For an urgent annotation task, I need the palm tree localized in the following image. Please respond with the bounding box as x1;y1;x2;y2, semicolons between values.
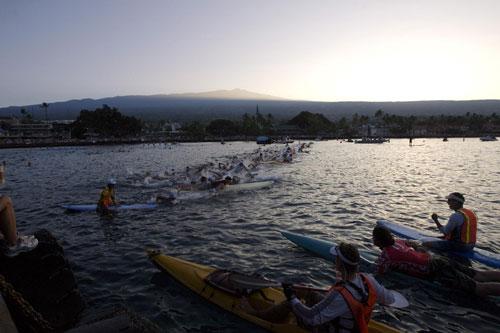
40;102;49;122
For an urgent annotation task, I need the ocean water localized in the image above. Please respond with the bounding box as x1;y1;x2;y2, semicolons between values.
1;138;499;333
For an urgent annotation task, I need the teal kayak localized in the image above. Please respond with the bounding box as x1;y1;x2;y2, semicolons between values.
280;230;377;264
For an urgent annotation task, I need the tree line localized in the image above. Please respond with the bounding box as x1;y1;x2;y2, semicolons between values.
6;104;499;139
184;109;500;138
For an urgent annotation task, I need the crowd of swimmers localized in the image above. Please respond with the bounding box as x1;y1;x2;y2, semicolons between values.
97;142;312;214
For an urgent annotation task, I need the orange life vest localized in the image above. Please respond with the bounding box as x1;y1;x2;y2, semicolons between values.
98;187;115;208
328;273;377;333
453;208;477;244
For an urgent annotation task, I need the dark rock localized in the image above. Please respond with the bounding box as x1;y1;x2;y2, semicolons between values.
0;229;84;332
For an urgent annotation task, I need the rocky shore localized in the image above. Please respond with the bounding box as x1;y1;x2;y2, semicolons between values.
0;230;159;333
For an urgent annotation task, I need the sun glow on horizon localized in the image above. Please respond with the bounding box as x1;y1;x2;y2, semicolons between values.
277;33;500;103
1;1;500;106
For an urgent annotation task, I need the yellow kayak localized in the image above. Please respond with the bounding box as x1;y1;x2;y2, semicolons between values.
147;250;400;333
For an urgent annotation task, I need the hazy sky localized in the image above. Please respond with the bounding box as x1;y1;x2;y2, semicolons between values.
1;0;500;106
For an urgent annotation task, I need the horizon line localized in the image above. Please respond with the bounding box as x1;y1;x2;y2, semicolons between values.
2;89;500;108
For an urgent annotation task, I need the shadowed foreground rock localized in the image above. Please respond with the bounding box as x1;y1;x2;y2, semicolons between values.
0;230;159;333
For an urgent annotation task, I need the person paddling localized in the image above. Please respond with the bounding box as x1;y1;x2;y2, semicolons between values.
242;242;405;332
373;226;500;297
425;192;477;252
97;178;117;215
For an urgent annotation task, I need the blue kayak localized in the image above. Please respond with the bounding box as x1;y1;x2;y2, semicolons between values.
282;229;500;302
62;203;158;212
376;220;500;269
280;230;377;264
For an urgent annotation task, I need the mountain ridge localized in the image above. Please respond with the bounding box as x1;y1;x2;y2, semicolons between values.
1;89;499;122
0;89;285;109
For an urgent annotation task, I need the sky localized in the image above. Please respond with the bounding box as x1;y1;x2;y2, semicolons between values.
1;0;500;106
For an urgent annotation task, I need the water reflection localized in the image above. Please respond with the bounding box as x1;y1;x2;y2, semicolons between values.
1;139;499;332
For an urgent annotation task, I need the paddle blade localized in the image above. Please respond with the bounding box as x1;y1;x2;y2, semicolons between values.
387;290;409;308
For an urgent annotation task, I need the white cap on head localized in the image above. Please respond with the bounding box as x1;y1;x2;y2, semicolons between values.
108;178;117;185
329;245;359;266
329;246;409;308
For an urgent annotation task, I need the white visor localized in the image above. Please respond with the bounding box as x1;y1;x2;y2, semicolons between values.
330;246;359;266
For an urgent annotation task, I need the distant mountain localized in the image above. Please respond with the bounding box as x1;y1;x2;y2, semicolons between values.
1;89;499;122
167;88;285;100
0;89;285;121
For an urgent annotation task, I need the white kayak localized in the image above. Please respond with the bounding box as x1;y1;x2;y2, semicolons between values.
170;180;274;201
222;180;274;192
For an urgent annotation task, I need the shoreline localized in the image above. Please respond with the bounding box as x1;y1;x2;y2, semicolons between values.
0;135;493;149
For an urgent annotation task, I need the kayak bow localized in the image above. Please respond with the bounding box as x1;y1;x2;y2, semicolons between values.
147;250;400;333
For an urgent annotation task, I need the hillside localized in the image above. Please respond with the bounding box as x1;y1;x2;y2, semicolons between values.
1;90;499;122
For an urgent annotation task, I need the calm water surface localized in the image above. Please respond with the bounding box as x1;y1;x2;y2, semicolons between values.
1;139;499;333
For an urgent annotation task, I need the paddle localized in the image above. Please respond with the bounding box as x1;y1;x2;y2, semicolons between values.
229;274;326;292
229;274;409;308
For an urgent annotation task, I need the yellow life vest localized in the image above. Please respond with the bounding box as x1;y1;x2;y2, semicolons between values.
98;186;115;207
